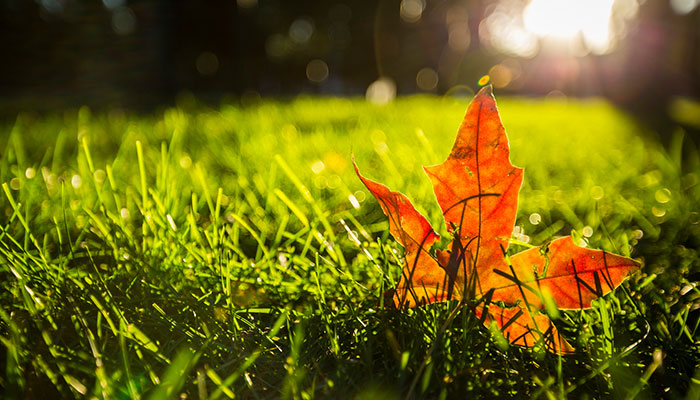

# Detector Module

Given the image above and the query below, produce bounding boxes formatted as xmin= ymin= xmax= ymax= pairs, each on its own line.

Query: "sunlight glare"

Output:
xmin=523 ymin=0 xmax=615 ymax=53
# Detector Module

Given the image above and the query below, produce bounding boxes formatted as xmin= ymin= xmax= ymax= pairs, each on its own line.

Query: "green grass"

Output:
xmin=0 ymin=94 xmax=698 ymax=399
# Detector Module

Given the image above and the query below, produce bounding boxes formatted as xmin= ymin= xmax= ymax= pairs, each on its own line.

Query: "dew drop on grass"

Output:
xmin=179 ymin=155 xmax=192 ymax=169
xmin=348 ymin=194 xmax=360 ymax=209
xmin=653 ymin=349 xmax=663 ymax=365
xmin=652 ymin=206 xmax=666 ymax=217
xmin=680 ymin=282 xmax=697 ymax=296
xmin=71 ymin=175 xmax=82 ymax=189
xmin=348 ymin=230 xmax=360 ymax=243
xmin=167 ymin=214 xmax=177 ymax=231
xmin=638 ymin=171 xmax=661 ymax=187
xmin=311 ymin=160 xmax=325 ymax=174
xmin=654 ymin=188 xmax=671 ymax=203
xmin=9 ymin=178 xmax=20 ymax=190
xmin=529 ymin=213 xmax=541 ymax=225
xmin=582 ymin=226 xmax=593 ymax=237
xmin=94 ymin=169 xmax=106 ymax=183
xmin=590 ymin=185 xmax=604 ymax=200
xmin=552 ymin=189 xmax=564 ymax=204
xmin=120 ymin=208 xmax=130 ymax=219
xmin=633 ymin=229 xmax=644 ymax=239
xmin=690 ymin=212 xmax=700 ymax=224
xmin=41 ymin=167 xmax=54 ymax=184
xmin=244 ymin=371 xmax=254 ymax=388
xmin=25 ymin=168 xmax=36 ymax=179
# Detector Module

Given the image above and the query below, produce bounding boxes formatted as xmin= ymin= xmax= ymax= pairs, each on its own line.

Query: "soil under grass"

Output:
xmin=0 ymin=95 xmax=698 ymax=399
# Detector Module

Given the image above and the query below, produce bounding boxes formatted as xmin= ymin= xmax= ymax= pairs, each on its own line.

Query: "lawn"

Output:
xmin=0 ymin=94 xmax=698 ymax=399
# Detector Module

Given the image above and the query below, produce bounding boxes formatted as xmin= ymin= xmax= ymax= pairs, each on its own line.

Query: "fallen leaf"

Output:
xmin=355 ymin=86 xmax=641 ymax=353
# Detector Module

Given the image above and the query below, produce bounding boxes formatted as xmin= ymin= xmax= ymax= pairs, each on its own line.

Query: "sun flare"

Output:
xmin=523 ymin=0 xmax=615 ymax=53
xmin=482 ymin=0 xmax=637 ymax=57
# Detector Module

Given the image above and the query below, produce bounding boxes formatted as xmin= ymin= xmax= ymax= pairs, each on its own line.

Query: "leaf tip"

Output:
xmin=351 ymin=155 xmax=363 ymax=178
xmin=477 ymin=84 xmax=494 ymax=98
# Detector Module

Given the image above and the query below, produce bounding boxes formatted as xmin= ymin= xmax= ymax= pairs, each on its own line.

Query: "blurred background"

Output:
xmin=1 ymin=0 xmax=699 ymax=137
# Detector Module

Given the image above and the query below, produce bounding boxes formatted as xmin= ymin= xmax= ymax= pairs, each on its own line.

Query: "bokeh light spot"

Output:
xmin=652 ymin=206 xmax=666 ymax=218
xmin=103 ymin=0 xmax=125 ymax=10
xmin=670 ymin=0 xmax=700 ymax=15
xmin=328 ymin=175 xmax=341 ymax=189
xmin=179 ymin=155 xmax=192 ymax=169
xmin=446 ymin=5 xmax=471 ymax=51
xmin=9 ymin=178 xmax=20 ymax=190
xmin=448 ymin=27 xmax=471 ymax=51
xmin=289 ymin=18 xmax=314 ymax=44
xmin=196 ymin=52 xmax=219 ymax=75
xmin=306 ymin=59 xmax=329 ymax=83
xmin=25 ymin=168 xmax=36 ymax=179
xmin=314 ymin=176 xmax=328 ymax=189
xmin=266 ymin=34 xmax=292 ymax=59
xmin=689 ymin=212 xmax=700 ymax=225
xmin=366 ymin=77 xmax=396 ymax=105
xmin=529 ymin=213 xmax=541 ymax=225
xmin=582 ymin=226 xmax=593 ymax=237
xmin=349 ymin=194 xmax=360 ymax=209
xmin=71 ymin=175 xmax=82 ymax=189
xmin=590 ymin=185 xmax=604 ymax=200
xmin=94 ymin=169 xmax=106 ymax=183
xmin=416 ymin=67 xmax=438 ymax=91
xmin=488 ymin=64 xmax=512 ymax=88
xmin=481 ymin=1 xmax=539 ymax=58
xmin=111 ymin=7 xmax=136 ymax=35
xmin=236 ymin=0 xmax=258 ymax=9
xmin=311 ymin=160 xmax=325 ymax=174
xmin=400 ymin=0 xmax=425 ymax=23
xmin=655 ymin=188 xmax=672 ymax=204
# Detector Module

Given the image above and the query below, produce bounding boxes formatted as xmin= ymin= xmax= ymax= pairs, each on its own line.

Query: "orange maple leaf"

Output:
xmin=355 ymin=86 xmax=641 ymax=354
